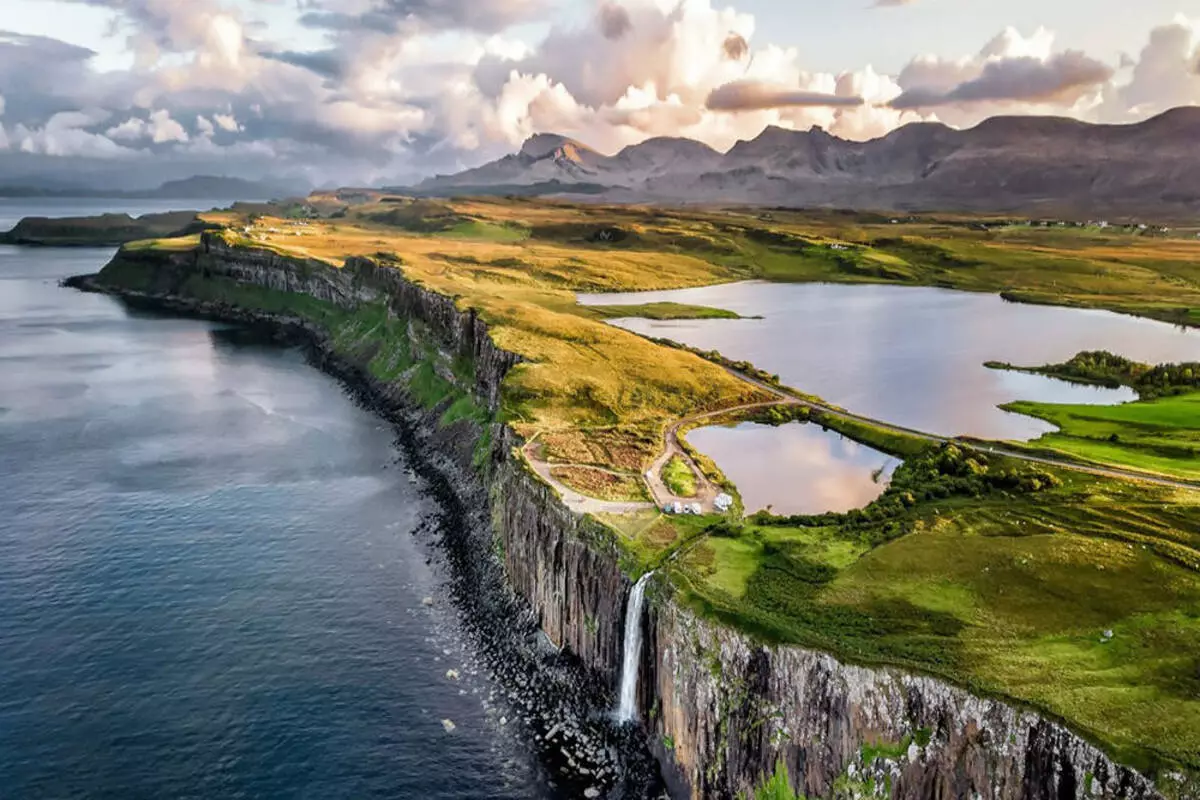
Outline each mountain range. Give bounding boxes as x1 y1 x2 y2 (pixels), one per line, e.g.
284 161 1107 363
414 107 1200 217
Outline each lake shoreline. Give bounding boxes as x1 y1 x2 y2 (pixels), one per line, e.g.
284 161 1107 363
580 280 1184 442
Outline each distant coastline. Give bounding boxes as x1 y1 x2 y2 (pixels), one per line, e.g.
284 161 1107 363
0 175 303 201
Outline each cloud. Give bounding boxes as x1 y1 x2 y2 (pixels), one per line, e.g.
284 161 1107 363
262 48 344 79
1104 16 1200 120
707 80 864 111
61 0 247 69
298 0 547 35
884 26 1120 127
598 2 633 40
107 109 190 143
9 110 136 158
891 51 1113 108
460 0 912 158
0 31 113 120
723 32 749 61
213 113 240 132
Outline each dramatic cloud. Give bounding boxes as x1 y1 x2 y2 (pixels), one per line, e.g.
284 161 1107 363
723 33 749 61
10 110 136 158
598 2 633 40
1104 16 1200 120
891 51 1113 108
106 109 190 143
707 81 864 111
263 48 344 80
213 113 240 132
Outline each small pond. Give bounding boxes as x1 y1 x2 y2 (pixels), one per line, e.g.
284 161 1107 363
579 282 1199 441
689 422 899 516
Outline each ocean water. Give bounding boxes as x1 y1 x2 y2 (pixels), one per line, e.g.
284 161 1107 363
0 240 547 798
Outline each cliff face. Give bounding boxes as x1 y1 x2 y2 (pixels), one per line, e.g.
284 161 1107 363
348 256 519 410
119 234 521 412
644 600 1167 800
78 239 1189 800
491 448 629 681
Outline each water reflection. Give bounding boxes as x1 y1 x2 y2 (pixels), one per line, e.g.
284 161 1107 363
689 422 898 515
579 282 1197 440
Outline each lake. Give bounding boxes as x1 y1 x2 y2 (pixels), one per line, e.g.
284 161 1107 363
580 281 1198 441
0 238 548 799
689 423 899 516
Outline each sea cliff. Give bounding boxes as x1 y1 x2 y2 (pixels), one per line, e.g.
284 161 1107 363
68 233 1189 800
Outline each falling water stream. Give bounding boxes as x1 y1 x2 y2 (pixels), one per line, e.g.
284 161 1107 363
616 573 653 723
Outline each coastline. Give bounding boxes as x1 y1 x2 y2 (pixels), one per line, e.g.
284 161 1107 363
62 237 1191 799
64 272 664 799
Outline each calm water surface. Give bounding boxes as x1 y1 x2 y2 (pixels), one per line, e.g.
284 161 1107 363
689 423 898 515
0 240 544 798
580 281 1199 441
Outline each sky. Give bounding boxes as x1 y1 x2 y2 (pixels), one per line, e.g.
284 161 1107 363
0 0 1198 189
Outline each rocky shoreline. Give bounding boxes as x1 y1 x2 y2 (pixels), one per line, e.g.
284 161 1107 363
64 272 665 799
63 236 1191 800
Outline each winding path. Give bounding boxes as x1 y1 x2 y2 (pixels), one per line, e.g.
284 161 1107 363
521 362 1200 514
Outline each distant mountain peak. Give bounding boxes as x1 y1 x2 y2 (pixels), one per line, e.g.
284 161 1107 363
520 133 595 161
619 136 720 156
1137 104 1200 132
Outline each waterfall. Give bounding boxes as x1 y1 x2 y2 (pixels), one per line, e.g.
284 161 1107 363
615 573 652 723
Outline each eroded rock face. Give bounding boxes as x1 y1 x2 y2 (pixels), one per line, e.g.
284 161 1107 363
81 241 1187 800
643 601 1166 800
345 256 520 410
492 452 628 682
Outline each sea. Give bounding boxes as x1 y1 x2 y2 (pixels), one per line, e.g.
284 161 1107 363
0 200 552 799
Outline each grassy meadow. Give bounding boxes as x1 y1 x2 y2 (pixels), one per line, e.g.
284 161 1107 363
1007 393 1200 480
672 458 1200 774
108 195 1200 778
995 350 1200 480
661 455 698 497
